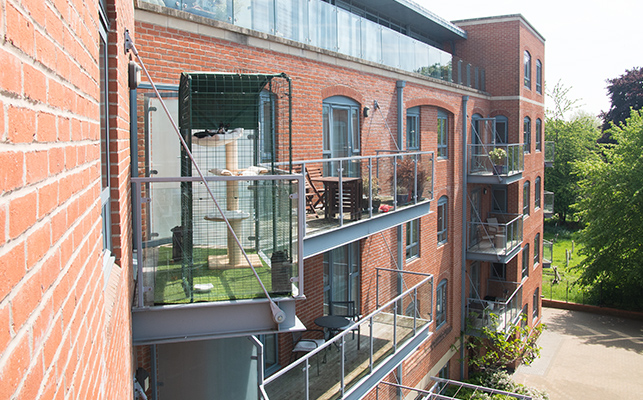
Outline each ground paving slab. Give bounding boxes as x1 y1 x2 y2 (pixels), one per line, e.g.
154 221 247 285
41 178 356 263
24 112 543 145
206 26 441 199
513 307 643 400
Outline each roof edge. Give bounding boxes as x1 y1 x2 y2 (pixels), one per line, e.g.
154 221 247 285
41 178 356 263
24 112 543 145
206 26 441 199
453 14 545 43
398 0 468 39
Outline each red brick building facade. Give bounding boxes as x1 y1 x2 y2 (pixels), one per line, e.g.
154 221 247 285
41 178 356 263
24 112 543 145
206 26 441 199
0 0 545 398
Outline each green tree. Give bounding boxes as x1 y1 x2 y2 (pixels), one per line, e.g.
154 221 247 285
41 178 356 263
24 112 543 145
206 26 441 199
545 82 601 223
465 315 544 373
574 109 643 310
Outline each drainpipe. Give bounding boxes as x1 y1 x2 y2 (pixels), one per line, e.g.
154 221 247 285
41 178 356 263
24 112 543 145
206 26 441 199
460 95 469 379
396 80 405 397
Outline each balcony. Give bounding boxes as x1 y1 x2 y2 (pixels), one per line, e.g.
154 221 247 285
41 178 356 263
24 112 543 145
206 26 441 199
468 144 524 184
131 174 307 344
542 239 553 269
544 141 555 167
544 191 554 218
467 213 523 263
137 0 485 89
261 269 433 400
466 280 523 336
295 152 434 258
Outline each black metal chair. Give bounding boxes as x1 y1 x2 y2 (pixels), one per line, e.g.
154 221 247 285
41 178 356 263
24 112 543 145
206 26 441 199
331 300 361 350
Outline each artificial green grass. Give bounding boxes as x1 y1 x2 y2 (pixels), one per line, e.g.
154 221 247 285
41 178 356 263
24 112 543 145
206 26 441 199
152 245 286 304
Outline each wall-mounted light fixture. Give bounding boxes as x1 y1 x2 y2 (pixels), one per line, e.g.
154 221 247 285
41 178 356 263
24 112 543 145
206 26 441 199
363 106 370 118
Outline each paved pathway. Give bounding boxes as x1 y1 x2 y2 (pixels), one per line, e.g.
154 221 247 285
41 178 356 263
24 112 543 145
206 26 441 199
513 307 643 399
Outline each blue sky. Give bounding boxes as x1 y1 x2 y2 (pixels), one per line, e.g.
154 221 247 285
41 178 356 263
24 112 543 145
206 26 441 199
417 0 642 118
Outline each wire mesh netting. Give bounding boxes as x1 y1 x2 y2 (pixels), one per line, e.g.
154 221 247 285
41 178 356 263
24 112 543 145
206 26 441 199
137 72 298 305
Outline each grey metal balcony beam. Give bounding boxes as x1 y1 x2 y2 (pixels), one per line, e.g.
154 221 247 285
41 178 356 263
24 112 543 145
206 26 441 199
132 297 303 345
303 202 430 258
342 325 432 400
468 173 522 185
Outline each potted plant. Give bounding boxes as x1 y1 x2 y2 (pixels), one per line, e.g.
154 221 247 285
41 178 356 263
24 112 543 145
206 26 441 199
362 176 381 211
488 147 507 175
394 158 427 204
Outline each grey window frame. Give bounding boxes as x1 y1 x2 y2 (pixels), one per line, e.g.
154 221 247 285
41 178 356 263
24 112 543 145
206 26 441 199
437 196 448 245
492 186 507 213
494 115 508 144
406 106 419 150
435 279 447 329
99 7 111 253
535 118 542 152
534 233 540 267
524 50 531 89
536 59 542 94
323 242 361 316
523 116 531 153
523 180 530 217
522 244 530 279
535 176 541 210
533 288 540 320
406 218 420 261
437 109 448 158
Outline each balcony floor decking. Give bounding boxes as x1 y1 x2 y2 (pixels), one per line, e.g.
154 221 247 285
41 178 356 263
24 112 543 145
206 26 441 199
265 314 429 400
467 238 521 257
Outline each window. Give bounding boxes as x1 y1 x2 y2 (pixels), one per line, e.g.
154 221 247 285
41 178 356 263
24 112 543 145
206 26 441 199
438 361 450 380
533 288 540 320
524 50 531 89
494 115 508 144
258 334 279 374
523 181 530 216
534 233 540 266
406 107 419 150
535 177 541 210
435 279 447 328
437 110 448 158
536 60 542 94
523 116 531 153
535 118 542 152
522 244 530 279
469 262 480 299
99 6 111 253
437 196 448 245
492 263 506 281
323 243 360 316
492 187 507 213
258 91 275 163
406 218 420 260
323 96 360 176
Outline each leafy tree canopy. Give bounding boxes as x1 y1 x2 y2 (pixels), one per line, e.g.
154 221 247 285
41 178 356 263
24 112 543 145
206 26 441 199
573 109 643 310
600 67 643 133
545 82 601 223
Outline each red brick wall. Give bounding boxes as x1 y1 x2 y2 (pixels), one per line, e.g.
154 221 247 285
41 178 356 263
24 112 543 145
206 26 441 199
0 0 135 398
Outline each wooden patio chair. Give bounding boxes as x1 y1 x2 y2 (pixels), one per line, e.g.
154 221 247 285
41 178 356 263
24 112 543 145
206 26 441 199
304 166 325 214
